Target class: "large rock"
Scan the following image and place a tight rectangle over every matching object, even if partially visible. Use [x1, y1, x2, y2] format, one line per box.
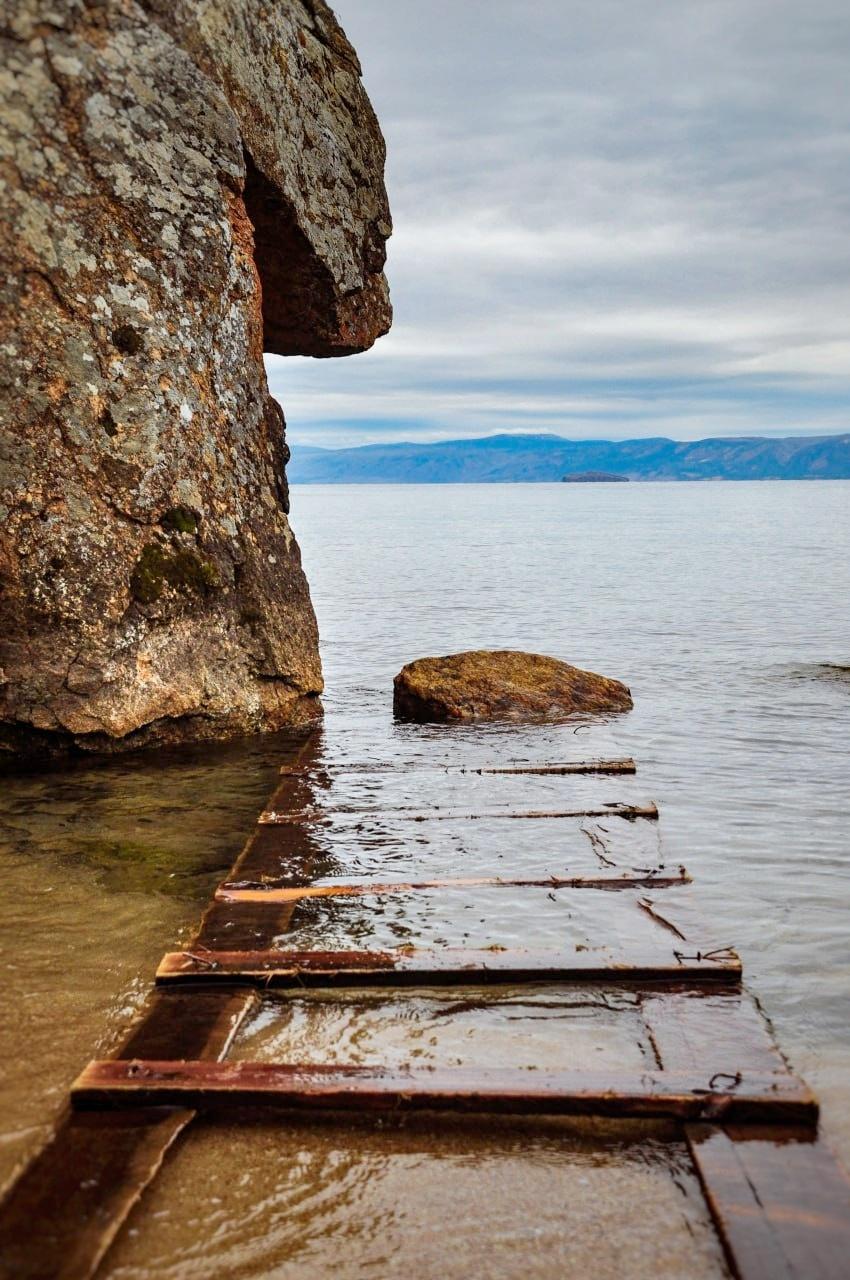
[393, 651, 633, 723]
[0, 0, 391, 762]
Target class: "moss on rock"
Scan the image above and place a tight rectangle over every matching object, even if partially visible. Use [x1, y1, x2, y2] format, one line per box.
[161, 505, 199, 535]
[130, 543, 220, 605]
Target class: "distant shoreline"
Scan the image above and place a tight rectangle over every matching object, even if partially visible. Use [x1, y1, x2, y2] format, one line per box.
[290, 475, 850, 484]
[288, 430, 850, 484]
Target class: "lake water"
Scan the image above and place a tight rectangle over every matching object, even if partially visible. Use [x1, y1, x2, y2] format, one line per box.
[1, 479, 848, 1277]
[294, 479, 850, 1133]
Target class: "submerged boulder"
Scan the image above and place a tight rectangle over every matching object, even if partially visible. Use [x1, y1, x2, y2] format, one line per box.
[0, 1, 391, 762]
[393, 651, 633, 723]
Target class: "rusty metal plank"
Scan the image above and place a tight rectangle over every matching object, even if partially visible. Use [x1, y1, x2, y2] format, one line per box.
[0, 1108, 190, 1280]
[192, 737, 324, 950]
[686, 1124, 850, 1280]
[192, 900, 304, 952]
[216, 822, 320, 881]
[116, 988, 257, 1062]
[71, 1060, 817, 1127]
[259, 802, 659, 823]
[642, 990, 791, 1080]
[470, 759, 637, 776]
[279, 758, 638, 777]
[156, 945, 742, 987]
[215, 870, 692, 903]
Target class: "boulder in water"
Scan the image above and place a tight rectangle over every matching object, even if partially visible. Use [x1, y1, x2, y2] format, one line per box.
[393, 651, 633, 723]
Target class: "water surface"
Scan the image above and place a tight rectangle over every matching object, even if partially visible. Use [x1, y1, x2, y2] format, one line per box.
[1, 479, 847, 1276]
[294, 480, 850, 1152]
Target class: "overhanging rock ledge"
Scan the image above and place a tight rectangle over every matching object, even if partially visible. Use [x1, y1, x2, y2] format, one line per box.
[0, 0, 391, 763]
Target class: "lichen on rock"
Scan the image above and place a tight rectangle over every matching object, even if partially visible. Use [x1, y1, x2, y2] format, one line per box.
[0, 0, 392, 763]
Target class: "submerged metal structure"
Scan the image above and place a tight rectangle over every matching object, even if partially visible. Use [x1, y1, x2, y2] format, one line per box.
[0, 737, 847, 1278]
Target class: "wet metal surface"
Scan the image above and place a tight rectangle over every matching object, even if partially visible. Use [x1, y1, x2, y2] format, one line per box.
[232, 985, 655, 1072]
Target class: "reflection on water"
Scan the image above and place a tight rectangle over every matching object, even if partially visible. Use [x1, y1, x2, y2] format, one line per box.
[106, 1116, 730, 1280]
[243, 810, 666, 885]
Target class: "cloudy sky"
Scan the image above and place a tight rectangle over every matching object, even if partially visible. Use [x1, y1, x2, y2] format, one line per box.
[266, 0, 850, 447]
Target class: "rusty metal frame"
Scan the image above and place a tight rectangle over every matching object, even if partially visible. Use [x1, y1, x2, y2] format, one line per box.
[155, 945, 743, 987]
[70, 1059, 817, 1127]
[280, 757, 638, 777]
[259, 802, 659, 823]
[214, 870, 692, 902]
[1, 737, 848, 1280]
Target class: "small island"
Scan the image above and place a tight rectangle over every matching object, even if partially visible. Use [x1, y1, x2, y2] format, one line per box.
[561, 471, 630, 483]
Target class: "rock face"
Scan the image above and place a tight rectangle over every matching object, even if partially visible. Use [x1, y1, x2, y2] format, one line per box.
[0, 0, 391, 762]
[393, 651, 633, 723]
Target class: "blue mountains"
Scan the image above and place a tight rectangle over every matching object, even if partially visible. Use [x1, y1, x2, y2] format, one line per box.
[288, 432, 850, 484]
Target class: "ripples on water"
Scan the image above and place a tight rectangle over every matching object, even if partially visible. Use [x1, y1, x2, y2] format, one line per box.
[1, 479, 847, 1276]
[294, 480, 850, 1151]
[107, 1117, 727, 1280]
[232, 985, 657, 1073]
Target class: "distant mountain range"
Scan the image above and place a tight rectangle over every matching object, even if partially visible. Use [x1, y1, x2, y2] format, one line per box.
[288, 432, 850, 483]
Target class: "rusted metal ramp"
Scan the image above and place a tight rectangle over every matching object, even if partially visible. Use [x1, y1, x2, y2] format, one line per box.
[1, 737, 848, 1280]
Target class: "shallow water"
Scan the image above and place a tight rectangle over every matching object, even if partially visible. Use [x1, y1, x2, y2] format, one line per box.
[231, 985, 657, 1073]
[0, 479, 848, 1276]
[106, 1116, 729, 1280]
[0, 736, 292, 1181]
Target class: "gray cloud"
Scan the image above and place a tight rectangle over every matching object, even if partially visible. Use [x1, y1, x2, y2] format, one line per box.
[267, 0, 850, 445]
